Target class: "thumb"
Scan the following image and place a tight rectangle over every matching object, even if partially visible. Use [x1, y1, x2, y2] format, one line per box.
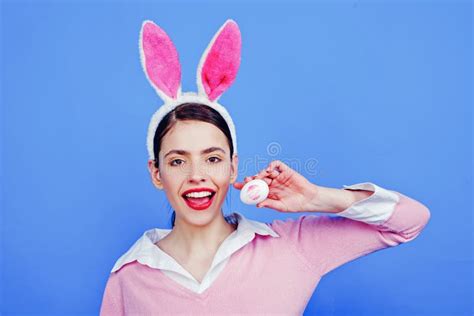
[257, 200, 273, 209]
[257, 199, 287, 212]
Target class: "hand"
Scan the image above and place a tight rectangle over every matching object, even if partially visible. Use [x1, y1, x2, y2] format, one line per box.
[233, 160, 320, 213]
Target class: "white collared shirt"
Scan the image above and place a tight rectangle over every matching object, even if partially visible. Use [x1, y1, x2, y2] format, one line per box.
[110, 182, 399, 294]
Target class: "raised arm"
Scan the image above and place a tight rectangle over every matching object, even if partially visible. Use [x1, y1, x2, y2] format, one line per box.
[270, 182, 431, 276]
[234, 160, 431, 276]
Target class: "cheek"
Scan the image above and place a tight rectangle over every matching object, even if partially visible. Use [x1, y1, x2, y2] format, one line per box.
[210, 164, 232, 186]
[160, 171, 183, 192]
[209, 161, 230, 175]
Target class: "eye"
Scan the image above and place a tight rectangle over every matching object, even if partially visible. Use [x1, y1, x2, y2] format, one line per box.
[208, 156, 222, 163]
[170, 159, 184, 166]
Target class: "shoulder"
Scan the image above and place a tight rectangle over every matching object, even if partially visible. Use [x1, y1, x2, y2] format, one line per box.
[109, 228, 159, 273]
[110, 260, 143, 277]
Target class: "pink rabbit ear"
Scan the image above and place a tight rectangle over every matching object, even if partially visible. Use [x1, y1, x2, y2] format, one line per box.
[139, 20, 181, 101]
[197, 19, 242, 102]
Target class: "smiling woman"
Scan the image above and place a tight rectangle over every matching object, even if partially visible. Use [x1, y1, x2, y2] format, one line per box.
[148, 102, 239, 227]
[99, 19, 430, 315]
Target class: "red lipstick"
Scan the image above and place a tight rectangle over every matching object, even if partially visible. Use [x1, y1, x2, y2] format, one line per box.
[181, 188, 216, 211]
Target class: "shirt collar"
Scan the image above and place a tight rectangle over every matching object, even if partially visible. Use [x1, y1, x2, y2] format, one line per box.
[111, 211, 279, 273]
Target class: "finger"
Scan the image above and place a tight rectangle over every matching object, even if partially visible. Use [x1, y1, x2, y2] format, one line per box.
[241, 170, 273, 186]
[254, 168, 269, 180]
[255, 166, 277, 181]
[244, 171, 266, 184]
[266, 160, 290, 174]
[260, 177, 272, 186]
[244, 175, 256, 182]
[265, 168, 280, 179]
[233, 182, 244, 190]
[267, 192, 278, 200]
[249, 170, 272, 186]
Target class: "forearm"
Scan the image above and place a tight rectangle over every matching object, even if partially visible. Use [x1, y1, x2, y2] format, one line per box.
[306, 184, 374, 213]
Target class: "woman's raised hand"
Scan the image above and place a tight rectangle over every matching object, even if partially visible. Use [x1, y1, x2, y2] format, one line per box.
[233, 160, 320, 213]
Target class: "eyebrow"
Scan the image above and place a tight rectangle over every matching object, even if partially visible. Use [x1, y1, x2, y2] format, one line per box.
[164, 146, 227, 159]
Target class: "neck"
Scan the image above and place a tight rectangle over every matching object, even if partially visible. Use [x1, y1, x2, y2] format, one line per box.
[169, 212, 237, 261]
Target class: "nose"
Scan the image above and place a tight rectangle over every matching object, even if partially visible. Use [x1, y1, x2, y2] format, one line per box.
[187, 162, 207, 184]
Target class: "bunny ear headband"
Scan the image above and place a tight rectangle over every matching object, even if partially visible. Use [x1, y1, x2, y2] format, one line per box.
[139, 19, 242, 161]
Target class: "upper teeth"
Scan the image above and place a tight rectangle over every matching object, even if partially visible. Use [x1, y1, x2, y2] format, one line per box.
[185, 191, 213, 198]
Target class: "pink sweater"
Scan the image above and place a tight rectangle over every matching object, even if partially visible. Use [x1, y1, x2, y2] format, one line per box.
[100, 191, 430, 315]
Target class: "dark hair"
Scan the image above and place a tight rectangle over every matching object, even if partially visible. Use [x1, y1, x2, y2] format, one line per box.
[152, 102, 237, 227]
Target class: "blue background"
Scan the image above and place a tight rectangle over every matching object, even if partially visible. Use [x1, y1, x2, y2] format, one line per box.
[1, 0, 472, 315]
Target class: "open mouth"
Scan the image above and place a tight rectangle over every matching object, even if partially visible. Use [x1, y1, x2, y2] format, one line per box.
[181, 191, 216, 211]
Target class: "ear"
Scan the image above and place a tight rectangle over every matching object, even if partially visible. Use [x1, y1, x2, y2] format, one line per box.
[196, 19, 242, 102]
[230, 154, 239, 184]
[147, 159, 164, 190]
[139, 20, 182, 103]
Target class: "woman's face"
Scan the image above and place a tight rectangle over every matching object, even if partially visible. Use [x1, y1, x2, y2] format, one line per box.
[148, 120, 238, 225]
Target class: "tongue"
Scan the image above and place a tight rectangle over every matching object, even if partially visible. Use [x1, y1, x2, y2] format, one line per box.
[186, 196, 211, 206]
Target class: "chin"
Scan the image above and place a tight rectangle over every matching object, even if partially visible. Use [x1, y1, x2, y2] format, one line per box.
[175, 194, 226, 224]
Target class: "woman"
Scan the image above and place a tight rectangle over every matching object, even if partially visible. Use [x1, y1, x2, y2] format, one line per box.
[100, 20, 431, 315]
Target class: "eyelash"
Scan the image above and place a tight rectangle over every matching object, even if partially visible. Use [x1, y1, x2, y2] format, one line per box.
[169, 156, 222, 167]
